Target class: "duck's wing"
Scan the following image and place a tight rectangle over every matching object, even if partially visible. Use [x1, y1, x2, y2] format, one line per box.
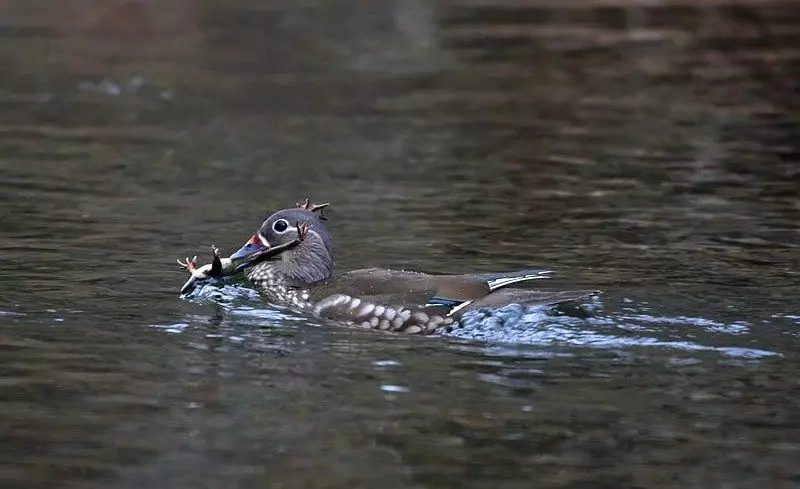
[453, 288, 600, 317]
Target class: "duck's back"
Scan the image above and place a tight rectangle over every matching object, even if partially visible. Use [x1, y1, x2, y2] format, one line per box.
[307, 267, 493, 306]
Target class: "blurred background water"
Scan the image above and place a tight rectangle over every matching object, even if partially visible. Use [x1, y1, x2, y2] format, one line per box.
[0, 0, 798, 487]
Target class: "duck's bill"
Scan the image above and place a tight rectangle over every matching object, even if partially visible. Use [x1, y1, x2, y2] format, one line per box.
[230, 234, 272, 272]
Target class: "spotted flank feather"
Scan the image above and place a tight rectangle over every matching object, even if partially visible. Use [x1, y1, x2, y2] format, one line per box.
[313, 294, 454, 334]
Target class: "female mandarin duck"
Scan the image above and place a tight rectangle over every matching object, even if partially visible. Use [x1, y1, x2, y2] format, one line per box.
[178, 199, 597, 334]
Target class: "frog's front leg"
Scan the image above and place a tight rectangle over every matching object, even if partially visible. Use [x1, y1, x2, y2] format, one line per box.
[178, 245, 237, 295]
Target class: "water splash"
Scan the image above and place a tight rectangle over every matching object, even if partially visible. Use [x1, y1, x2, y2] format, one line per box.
[175, 283, 781, 358]
[449, 303, 779, 359]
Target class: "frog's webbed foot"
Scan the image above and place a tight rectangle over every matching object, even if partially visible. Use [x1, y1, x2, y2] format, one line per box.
[296, 220, 310, 242]
[296, 197, 330, 220]
[177, 255, 199, 272]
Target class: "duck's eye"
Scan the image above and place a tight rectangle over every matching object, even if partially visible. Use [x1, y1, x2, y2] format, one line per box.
[272, 219, 289, 233]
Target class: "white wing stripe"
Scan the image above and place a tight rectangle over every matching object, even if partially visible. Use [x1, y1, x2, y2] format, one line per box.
[486, 271, 552, 291]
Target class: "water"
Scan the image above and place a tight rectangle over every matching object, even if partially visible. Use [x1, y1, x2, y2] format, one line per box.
[1, 1, 799, 487]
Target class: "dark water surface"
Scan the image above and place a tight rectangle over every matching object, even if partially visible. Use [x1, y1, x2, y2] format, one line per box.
[1, 1, 799, 487]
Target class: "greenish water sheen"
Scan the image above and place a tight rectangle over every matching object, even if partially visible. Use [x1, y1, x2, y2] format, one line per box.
[1, 1, 799, 488]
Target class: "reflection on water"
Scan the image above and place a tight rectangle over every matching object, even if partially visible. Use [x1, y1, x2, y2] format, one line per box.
[1, 0, 799, 488]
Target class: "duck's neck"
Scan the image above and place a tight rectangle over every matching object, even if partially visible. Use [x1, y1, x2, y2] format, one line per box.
[245, 243, 333, 308]
[278, 246, 333, 285]
[246, 262, 314, 308]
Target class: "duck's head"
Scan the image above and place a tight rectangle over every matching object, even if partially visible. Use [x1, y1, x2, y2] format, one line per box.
[230, 199, 333, 285]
